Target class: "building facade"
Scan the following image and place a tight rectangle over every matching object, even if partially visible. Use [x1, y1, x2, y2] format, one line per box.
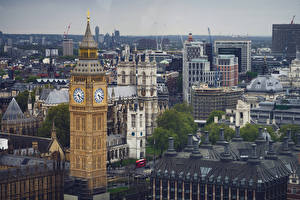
[1, 98, 42, 136]
[183, 33, 207, 103]
[69, 15, 107, 192]
[0, 153, 65, 200]
[289, 51, 300, 88]
[213, 54, 239, 87]
[272, 24, 300, 61]
[191, 84, 243, 120]
[62, 39, 73, 56]
[151, 134, 291, 200]
[214, 40, 251, 74]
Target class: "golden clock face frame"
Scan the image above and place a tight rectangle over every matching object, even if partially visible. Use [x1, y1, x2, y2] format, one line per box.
[93, 87, 106, 105]
[71, 87, 86, 105]
[73, 88, 84, 103]
[94, 88, 104, 103]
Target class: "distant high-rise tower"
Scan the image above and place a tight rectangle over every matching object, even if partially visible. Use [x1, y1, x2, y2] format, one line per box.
[272, 24, 300, 62]
[63, 39, 73, 56]
[95, 26, 99, 44]
[114, 30, 120, 44]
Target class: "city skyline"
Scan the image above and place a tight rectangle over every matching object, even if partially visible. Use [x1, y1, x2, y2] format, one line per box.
[0, 0, 299, 36]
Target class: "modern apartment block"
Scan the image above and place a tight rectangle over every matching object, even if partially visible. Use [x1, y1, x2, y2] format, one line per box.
[214, 40, 251, 74]
[213, 54, 239, 87]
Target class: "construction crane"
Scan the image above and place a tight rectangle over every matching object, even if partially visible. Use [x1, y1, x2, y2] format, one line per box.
[63, 23, 72, 39]
[291, 15, 296, 24]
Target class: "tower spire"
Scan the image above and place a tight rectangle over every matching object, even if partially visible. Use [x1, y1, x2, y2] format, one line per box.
[87, 9, 90, 23]
[51, 120, 57, 140]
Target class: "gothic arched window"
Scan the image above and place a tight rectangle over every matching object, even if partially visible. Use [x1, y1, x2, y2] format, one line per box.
[121, 71, 126, 84]
[130, 71, 134, 84]
[142, 72, 146, 85]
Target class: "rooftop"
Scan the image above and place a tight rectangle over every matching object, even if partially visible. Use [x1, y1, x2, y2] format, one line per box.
[2, 98, 24, 121]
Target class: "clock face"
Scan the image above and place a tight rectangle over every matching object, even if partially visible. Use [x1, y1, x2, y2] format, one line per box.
[73, 88, 84, 103]
[94, 88, 104, 103]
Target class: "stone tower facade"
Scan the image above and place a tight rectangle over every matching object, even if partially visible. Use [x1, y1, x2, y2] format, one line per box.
[69, 15, 107, 191]
[126, 100, 146, 159]
[137, 54, 158, 136]
[117, 55, 136, 86]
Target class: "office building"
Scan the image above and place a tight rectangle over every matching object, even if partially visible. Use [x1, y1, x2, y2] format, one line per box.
[272, 24, 300, 61]
[191, 84, 243, 120]
[183, 33, 206, 103]
[214, 40, 251, 74]
[251, 95, 300, 126]
[213, 54, 239, 87]
[62, 39, 73, 56]
[186, 58, 216, 87]
[251, 56, 281, 75]
[95, 26, 99, 44]
[114, 30, 120, 42]
[45, 49, 59, 57]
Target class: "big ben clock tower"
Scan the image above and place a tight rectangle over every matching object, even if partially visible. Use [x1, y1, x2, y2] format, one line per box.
[69, 12, 107, 191]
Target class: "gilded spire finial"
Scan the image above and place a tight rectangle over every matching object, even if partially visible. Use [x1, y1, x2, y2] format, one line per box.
[87, 9, 90, 22]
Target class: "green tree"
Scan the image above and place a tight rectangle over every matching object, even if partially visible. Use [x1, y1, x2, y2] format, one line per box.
[206, 110, 226, 124]
[203, 123, 235, 144]
[279, 124, 300, 143]
[176, 74, 182, 93]
[246, 71, 258, 80]
[148, 127, 177, 155]
[15, 75, 22, 81]
[240, 123, 277, 142]
[148, 103, 197, 154]
[38, 104, 70, 147]
[15, 90, 29, 112]
[0, 69, 5, 77]
[26, 75, 39, 83]
[173, 102, 193, 114]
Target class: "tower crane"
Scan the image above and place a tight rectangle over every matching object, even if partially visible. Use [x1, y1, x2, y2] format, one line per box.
[291, 15, 296, 24]
[63, 23, 72, 39]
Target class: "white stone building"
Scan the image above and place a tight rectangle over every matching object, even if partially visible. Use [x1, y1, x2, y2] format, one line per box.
[289, 51, 300, 88]
[126, 101, 146, 159]
[182, 33, 207, 103]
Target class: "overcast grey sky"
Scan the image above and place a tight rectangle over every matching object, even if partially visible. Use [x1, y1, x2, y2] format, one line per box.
[0, 0, 299, 36]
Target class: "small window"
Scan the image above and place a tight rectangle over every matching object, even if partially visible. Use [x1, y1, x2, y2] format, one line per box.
[132, 132, 135, 136]
[140, 132, 143, 136]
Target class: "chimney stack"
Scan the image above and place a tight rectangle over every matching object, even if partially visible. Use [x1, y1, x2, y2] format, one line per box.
[190, 136, 202, 159]
[216, 128, 226, 145]
[165, 137, 177, 157]
[184, 134, 194, 152]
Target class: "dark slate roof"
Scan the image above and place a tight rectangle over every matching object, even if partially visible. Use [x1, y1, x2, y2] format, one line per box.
[153, 156, 290, 187]
[44, 89, 69, 104]
[0, 154, 68, 180]
[39, 88, 52, 101]
[2, 98, 24, 120]
[0, 133, 52, 154]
